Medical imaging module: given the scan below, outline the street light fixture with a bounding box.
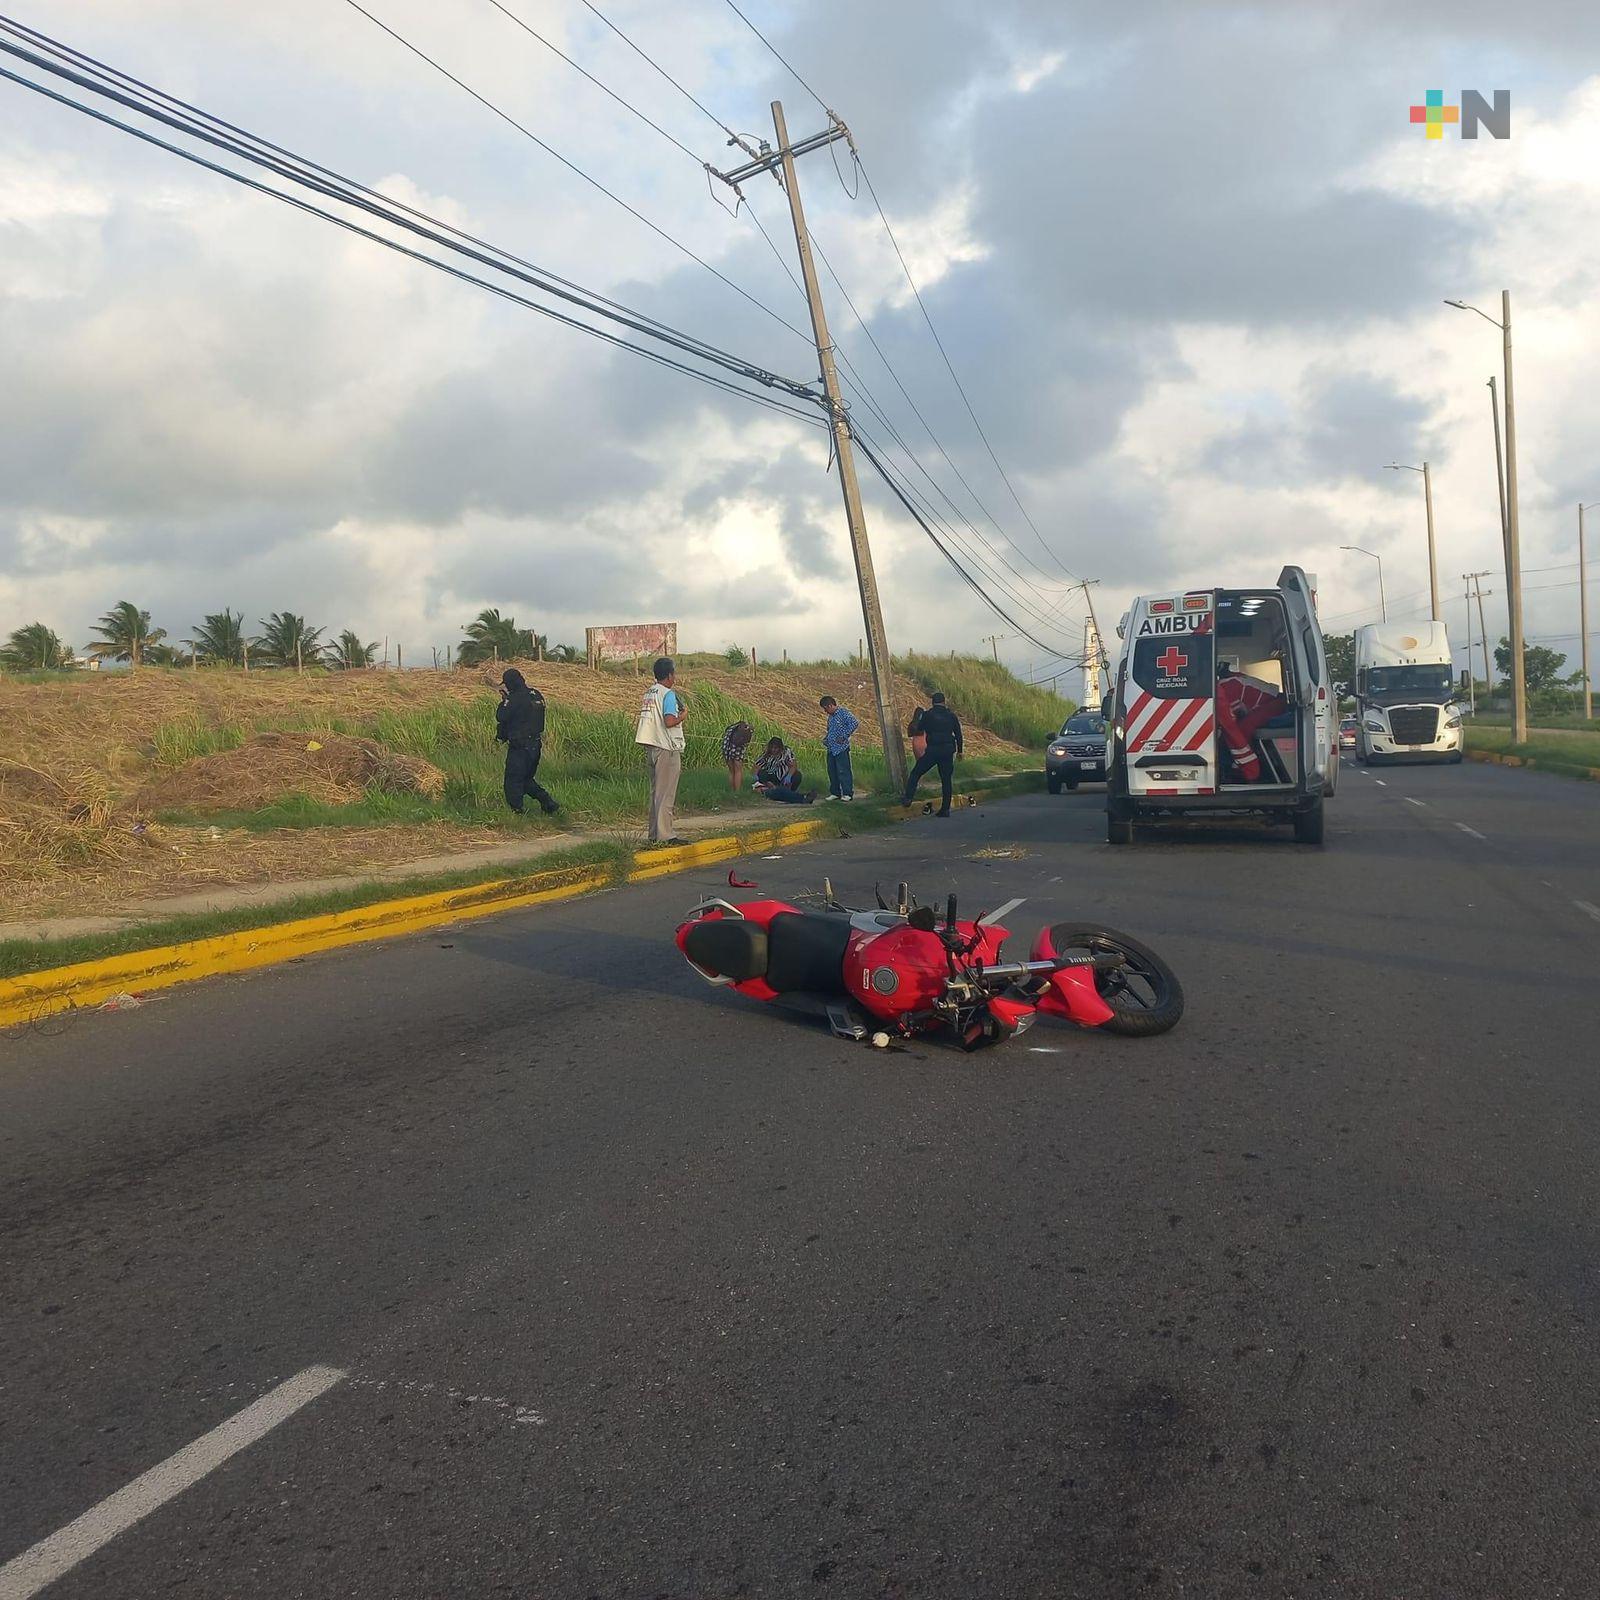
[1446,292,1527,743]
[1340,545,1387,622]
[1385,462,1439,622]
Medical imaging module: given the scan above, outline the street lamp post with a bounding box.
[1340,545,1387,622]
[1581,502,1597,721]
[1386,462,1439,621]
[1447,293,1526,744]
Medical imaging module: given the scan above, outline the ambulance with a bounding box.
[1104,566,1336,845]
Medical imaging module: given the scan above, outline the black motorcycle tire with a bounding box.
[1044,923,1184,1037]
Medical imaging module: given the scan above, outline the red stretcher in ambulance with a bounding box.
[1104,567,1336,845]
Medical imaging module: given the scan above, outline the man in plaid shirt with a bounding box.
[818,695,859,801]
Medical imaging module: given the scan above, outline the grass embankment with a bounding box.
[898,653,1075,745]
[0,772,1041,981]
[1463,722,1600,780]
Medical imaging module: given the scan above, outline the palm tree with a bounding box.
[0,622,75,670]
[190,609,247,666]
[326,629,378,669]
[252,612,326,670]
[457,608,535,665]
[546,642,582,663]
[89,601,165,667]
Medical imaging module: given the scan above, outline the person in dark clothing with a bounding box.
[495,668,559,815]
[901,691,963,815]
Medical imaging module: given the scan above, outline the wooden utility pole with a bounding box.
[1461,580,1475,713]
[716,104,906,792]
[981,634,1002,663]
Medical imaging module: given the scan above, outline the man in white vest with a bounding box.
[635,656,687,844]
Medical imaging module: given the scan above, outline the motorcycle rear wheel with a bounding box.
[1044,923,1184,1037]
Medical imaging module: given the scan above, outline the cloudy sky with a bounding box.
[3,0,1598,690]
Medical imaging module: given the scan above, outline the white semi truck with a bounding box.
[1351,621,1464,765]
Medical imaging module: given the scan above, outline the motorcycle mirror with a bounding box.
[727,868,757,890]
[875,882,889,910]
[946,893,958,929]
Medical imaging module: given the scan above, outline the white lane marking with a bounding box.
[1455,822,1487,841]
[979,896,1026,926]
[0,1366,344,1600]
[1404,797,1426,807]
[1573,900,1600,924]
[1375,780,1387,786]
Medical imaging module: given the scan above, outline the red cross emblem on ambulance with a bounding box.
[1156,646,1188,675]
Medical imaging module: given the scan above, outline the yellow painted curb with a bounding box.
[625,817,831,882]
[0,865,613,1028]
[0,774,1039,1028]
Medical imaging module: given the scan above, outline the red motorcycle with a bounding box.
[675,879,1183,1050]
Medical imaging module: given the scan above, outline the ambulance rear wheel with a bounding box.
[1107,812,1134,846]
[1293,797,1325,845]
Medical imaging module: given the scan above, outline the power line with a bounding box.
[0,12,772,375]
[340,0,815,348]
[482,0,706,165]
[719,0,831,116]
[0,31,825,421]
[852,430,1080,655]
[710,0,1079,582]
[854,158,1076,582]
[523,0,1076,605]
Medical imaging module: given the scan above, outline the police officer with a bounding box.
[496,668,559,815]
[902,691,963,815]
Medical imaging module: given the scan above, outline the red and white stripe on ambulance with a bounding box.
[1123,599,1216,795]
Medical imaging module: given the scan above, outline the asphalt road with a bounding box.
[3,762,1599,1598]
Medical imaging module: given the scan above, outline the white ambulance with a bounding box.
[1104,566,1336,845]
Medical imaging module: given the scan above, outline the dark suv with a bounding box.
[1046,714,1108,793]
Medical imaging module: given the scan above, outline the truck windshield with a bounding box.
[1367,665,1452,698]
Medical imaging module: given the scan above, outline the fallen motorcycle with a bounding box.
[675,878,1183,1050]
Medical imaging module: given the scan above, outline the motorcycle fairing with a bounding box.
[1028,926,1117,1027]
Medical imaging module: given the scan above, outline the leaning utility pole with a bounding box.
[981,633,1003,663]
[1460,579,1475,714]
[715,104,906,792]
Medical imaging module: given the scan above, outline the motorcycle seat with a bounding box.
[766,912,852,994]
[683,917,769,982]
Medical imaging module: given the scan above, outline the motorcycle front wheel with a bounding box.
[1043,924,1184,1037]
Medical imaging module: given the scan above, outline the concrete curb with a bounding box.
[1465,747,1600,780]
[0,777,1034,1027]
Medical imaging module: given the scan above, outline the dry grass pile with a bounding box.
[0,758,128,881]
[138,731,445,813]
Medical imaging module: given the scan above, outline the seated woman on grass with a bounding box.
[751,737,815,804]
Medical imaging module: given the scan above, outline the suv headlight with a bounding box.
[1049,744,1068,757]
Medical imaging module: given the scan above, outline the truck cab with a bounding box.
[1351,622,1464,765]
[1105,566,1335,845]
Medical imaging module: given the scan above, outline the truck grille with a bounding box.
[1388,706,1440,746]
